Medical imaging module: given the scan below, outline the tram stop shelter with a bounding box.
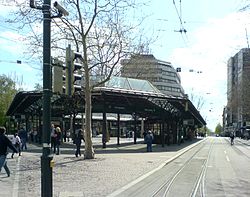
[6,76,206,147]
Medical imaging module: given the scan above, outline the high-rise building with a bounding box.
[120,54,185,97]
[226,48,250,130]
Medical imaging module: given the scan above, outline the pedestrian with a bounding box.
[145,130,154,152]
[50,124,55,151]
[230,132,235,145]
[63,129,67,142]
[143,130,147,143]
[33,128,38,143]
[66,129,71,142]
[29,129,34,142]
[74,129,84,157]
[18,126,28,150]
[54,126,62,155]
[11,133,21,158]
[0,126,18,177]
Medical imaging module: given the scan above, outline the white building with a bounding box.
[121,54,185,97]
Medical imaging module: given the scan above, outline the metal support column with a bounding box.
[161,119,165,147]
[133,114,137,144]
[102,108,107,148]
[117,113,120,145]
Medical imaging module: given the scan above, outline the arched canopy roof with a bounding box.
[6,77,206,127]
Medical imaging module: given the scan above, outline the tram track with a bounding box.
[151,139,214,197]
[190,140,214,197]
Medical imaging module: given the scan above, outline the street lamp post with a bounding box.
[30,1,68,196]
[31,0,53,196]
[41,1,53,197]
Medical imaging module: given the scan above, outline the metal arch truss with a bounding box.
[147,97,181,117]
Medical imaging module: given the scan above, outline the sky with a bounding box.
[142,0,250,130]
[0,0,249,130]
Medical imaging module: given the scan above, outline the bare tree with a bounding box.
[189,92,204,111]
[7,0,150,159]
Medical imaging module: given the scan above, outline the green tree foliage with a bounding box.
[215,123,223,135]
[197,126,211,136]
[0,75,18,125]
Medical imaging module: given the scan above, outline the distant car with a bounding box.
[216,134,219,137]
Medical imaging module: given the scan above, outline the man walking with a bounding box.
[74,129,84,157]
[18,126,28,150]
[145,130,154,152]
[0,126,18,177]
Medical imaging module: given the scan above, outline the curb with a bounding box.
[107,138,207,197]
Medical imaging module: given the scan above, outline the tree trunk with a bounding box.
[83,59,95,159]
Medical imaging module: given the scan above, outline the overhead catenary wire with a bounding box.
[0,35,16,42]
[172,0,189,46]
[0,59,41,70]
[0,22,21,32]
[173,0,183,27]
[179,0,182,24]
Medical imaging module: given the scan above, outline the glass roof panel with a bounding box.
[104,76,162,94]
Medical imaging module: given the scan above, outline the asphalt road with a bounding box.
[114,137,250,197]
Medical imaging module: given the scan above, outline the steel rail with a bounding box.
[191,139,214,197]
[150,140,208,197]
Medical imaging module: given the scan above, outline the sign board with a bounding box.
[183,119,194,126]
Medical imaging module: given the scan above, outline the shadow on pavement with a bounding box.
[24,138,204,155]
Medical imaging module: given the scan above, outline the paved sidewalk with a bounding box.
[0,137,205,197]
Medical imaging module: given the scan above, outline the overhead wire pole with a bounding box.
[30,1,68,196]
[41,0,53,197]
[30,0,53,196]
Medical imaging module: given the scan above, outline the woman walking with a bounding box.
[54,127,62,155]
[11,133,21,158]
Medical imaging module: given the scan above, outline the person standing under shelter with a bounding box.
[18,126,28,150]
[33,128,38,143]
[0,126,18,177]
[51,124,55,151]
[54,126,62,155]
[145,130,154,152]
[74,129,84,157]
[66,129,71,142]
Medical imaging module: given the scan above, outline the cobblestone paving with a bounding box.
[19,149,170,197]
[1,138,205,197]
